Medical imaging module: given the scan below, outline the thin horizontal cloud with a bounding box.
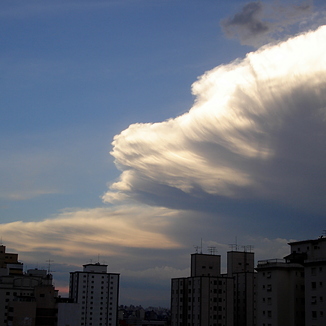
[105,26,326,218]
[1,206,181,258]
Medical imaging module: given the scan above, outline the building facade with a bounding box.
[256,235,326,326]
[256,259,305,326]
[0,245,23,276]
[69,263,120,326]
[227,251,256,326]
[0,246,58,326]
[171,253,234,326]
[287,237,326,326]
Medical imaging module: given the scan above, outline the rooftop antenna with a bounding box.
[242,245,254,252]
[46,259,54,274]
[229,236,239,251]
[194,239,203,254]
[207,246,217,255]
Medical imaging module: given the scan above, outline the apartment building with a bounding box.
[69,263,120,326]
[227,250,256,326]
[171,253,234,326]
[256,259,305,326]
[287,237,326,326]
[0,245,23,276]
[0,246,58,326]
[256,235,326,326]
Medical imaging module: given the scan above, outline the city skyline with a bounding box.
[1,0,326,307]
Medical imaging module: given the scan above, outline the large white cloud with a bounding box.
[105,26,326,215]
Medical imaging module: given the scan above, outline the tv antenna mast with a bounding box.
[194,239,203,254]
[242,245,254,252]
[229,236,239,251]
[46,259,54,274]
[207,246,217,255]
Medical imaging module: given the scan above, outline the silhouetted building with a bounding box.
[0,246,58,326]
[256,259,305,326]
[256,235,326,326]
[227,250,256,326]
[287,237,326,326]
[0,245,23,276]
[171,253,234,326]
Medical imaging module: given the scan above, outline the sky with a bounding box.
[1,0,326,307]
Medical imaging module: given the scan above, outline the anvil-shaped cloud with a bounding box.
[2,25,326,307]
[105,26,326,217]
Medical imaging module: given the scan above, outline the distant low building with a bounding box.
[118,305,170,326]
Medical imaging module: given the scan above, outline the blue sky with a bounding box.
[1,0,326,307]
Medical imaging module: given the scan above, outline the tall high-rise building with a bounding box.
[171,253,234,326]
[227,250,256,326]
[69,263,119,326]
